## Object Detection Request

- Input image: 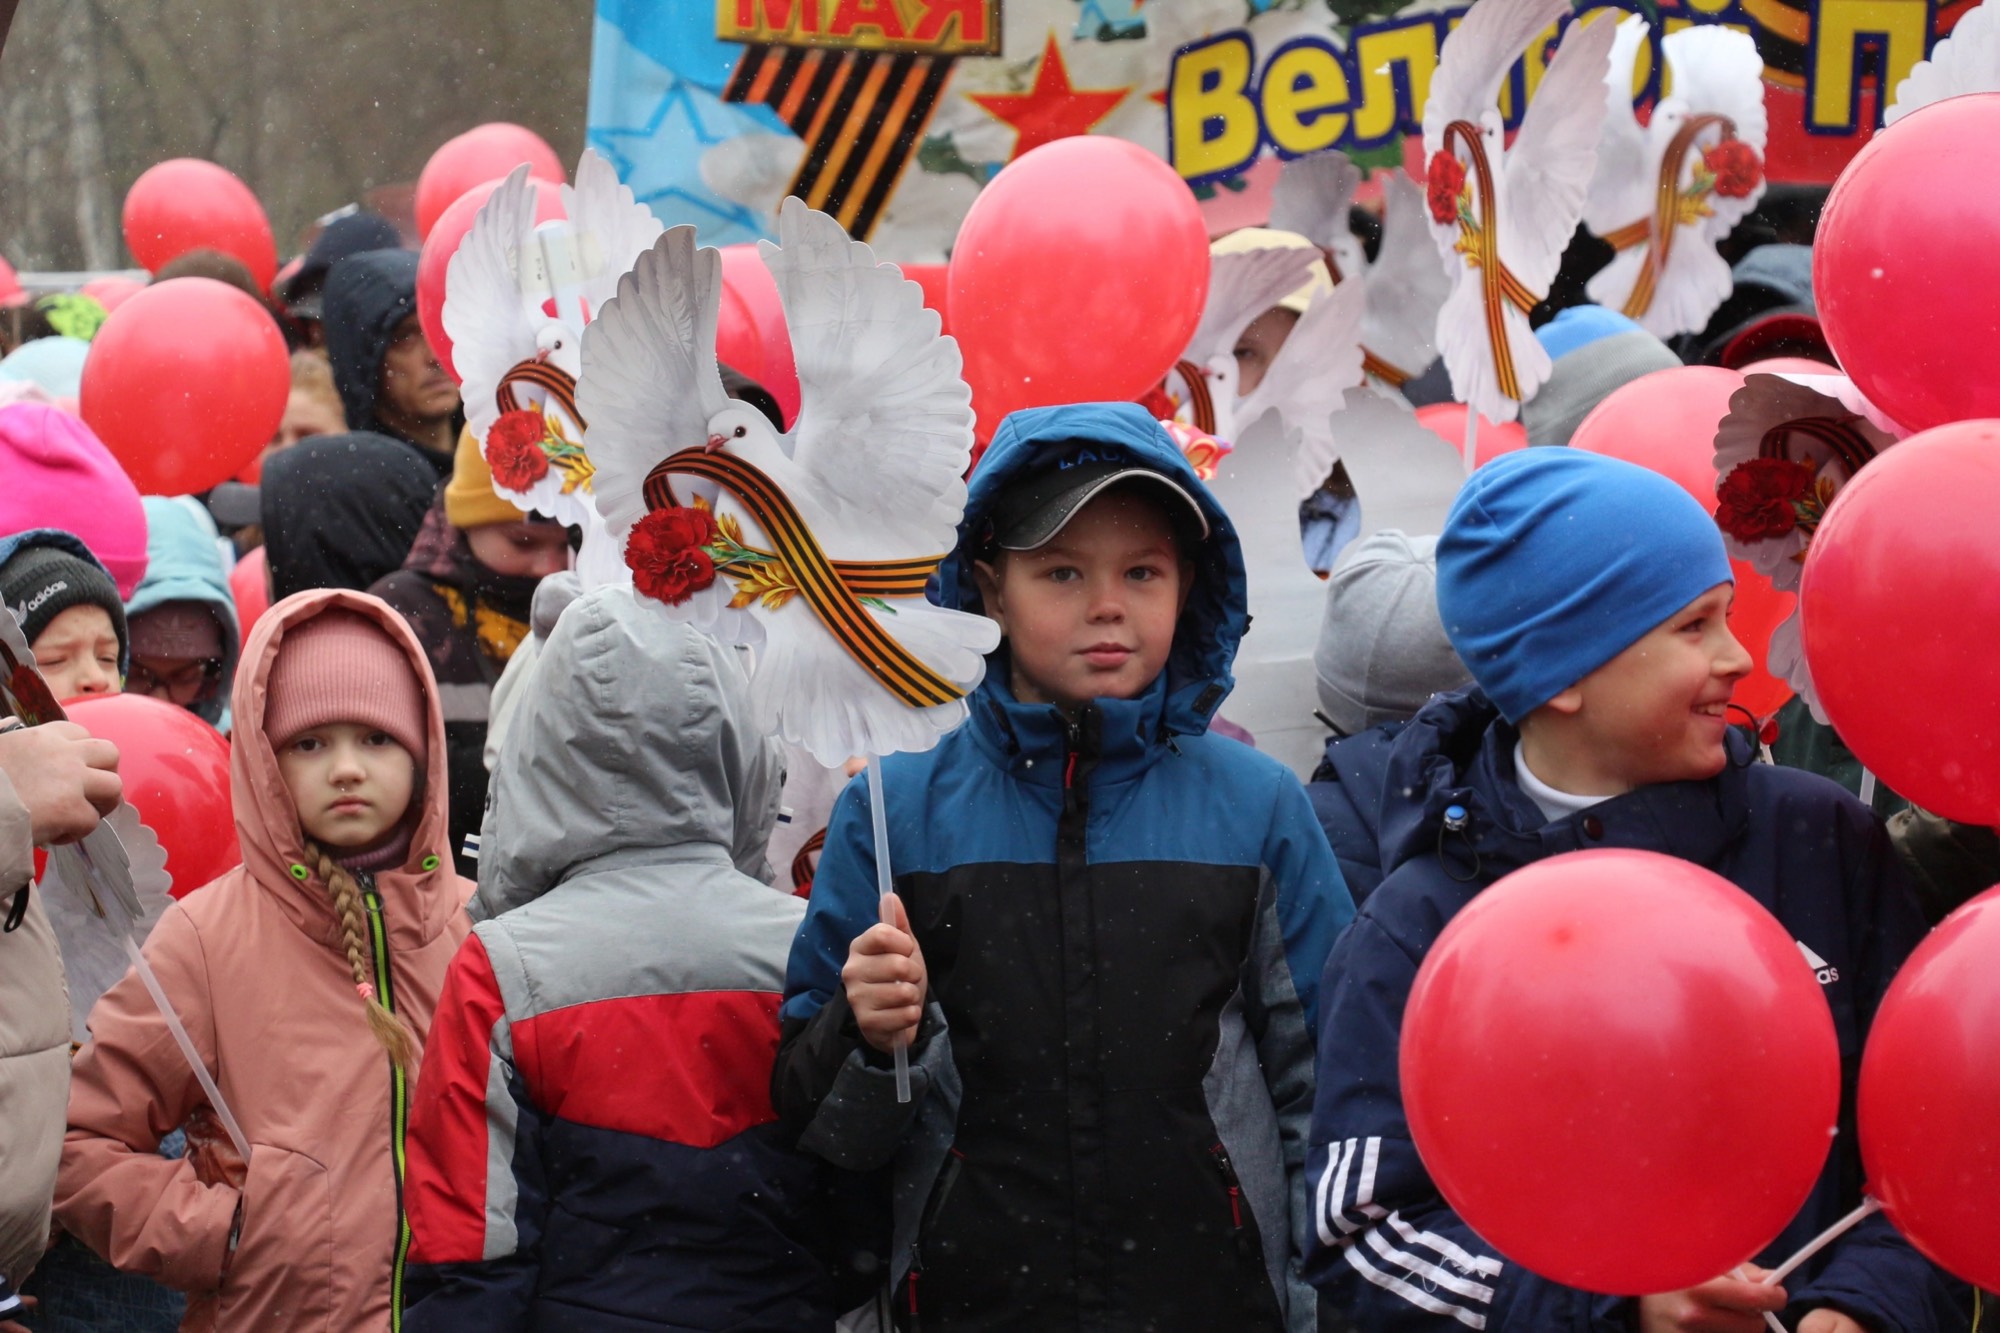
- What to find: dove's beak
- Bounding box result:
[705,433,728,453]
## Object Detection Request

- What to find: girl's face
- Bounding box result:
[276,722,416,850]
[33,604,121,701]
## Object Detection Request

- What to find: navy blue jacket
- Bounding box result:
[775,403,1354,1331]
[1306,721,1407,907]
[1304,688,1966,1332]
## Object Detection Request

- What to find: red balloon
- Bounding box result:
[230,547,271,648]
[897,262,952,336]
[414,123,565,241]
[1570,366,1795,717]
[1815,95,2000,433]
[1415,402,1526,467]
[718,245,799,428]
[79,276,144,313]
[1859,885,2000,1290]
[122,159,278,291]
[948,138,1209,437]
[1403,849,1841,1295]
[64,693,239,898]
[80,278,290,496]
[416,177,566,383]
[1800,420,2000,822]
[0,254,21,305]
[715,280,763,385]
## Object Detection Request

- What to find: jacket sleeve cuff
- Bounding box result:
[799,1001,951,1172]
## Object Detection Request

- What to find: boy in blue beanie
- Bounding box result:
[774,402,1354,1331]
[1304,449,1962,1333]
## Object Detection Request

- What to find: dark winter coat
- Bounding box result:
[260,433,437,603]
[775,403,1354,1332]
[1305,687,1967,1333]
[1306,721,1408,908]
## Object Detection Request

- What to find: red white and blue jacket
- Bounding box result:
[401,585,837,1331]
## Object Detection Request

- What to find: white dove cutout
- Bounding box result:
[1164,240,1321,442]
[1584,19,1768,338]
[577,197,998,767]
[1269,153,1448,398]
[444,149,664,583]
[1423,0,1618,426]
[1887,0,2000,123]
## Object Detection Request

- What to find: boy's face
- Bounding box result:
[973,487,1194,713]
[33,604,121,702]
[1542,583,1753,791]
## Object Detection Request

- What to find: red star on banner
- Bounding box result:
[970,33,1133,161]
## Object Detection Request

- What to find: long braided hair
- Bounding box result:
[305,839,417,1070]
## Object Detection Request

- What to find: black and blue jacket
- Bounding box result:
[1305,687,1967,1332]
[775,403,1355,1331]
[1307,721,1409,908]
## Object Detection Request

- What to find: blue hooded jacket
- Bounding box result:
[1305,687,1968,1332]
[124,498,239,731]
[774,403,1353,1331]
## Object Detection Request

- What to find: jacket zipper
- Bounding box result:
[361,879,410,1332]
[907,1147,965,1328]
[1210,1144,1256,1260]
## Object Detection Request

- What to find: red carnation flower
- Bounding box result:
[625,506,720,605]
[1715,457,1814,543]
[486,410,551,491]
[1426,151,1467,226]
[1704,140,1763,200]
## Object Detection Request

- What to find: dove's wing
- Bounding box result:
[1236,275,1366,496]
[1268,151,1362,254]
[1500,11,1619,299]
[444,165,543,441]
[1363,172,1451,380]
[1889,0,2000,123]
[564,147,667,317]
[1188,247,1321,366]
[1583,16,1657,235]
[762,198,974,553]
[1664,23,1770,155]
[1424,0,1574,143]
[576,227,733,543]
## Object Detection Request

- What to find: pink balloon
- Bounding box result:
[414,124,565,241]
[230,546,271,648]
[80,276,145,313]
[1416,402,1526,467]
[417,177,566,384]
[1739,356,1841,377]
[122,159,278,291]
[715,280,763,385]
[718,245,799,428]
[0,254,21,306]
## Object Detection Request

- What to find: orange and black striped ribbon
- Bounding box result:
[642,449,960,708]
[791,827,827,895]
[1445,121,1543,405]
[1760,417,1879,475]
[496,359,586,427]
[722,44,954,241]
[1361,349,1414,387]
[1620,114,1735,320]
[1173,359,1218,434]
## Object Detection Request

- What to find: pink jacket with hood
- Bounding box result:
[55,588,473,1330]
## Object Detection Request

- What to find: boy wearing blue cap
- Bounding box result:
[1303,449,1961,1333]
[774,403,1353,1331]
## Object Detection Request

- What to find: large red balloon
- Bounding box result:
[714,280,763,386]
[1570,366,1796,718]
[416,176,566,383]
[64,693,239,899]
[229,547,270,648]
[1815,95,2000,433]
[1800,420,2000,822]
[897,262,952,336]
[1859,885,2000,1290]
[1416,402,1525,467]
[718,244,799,428]
[122,159,278,291]
[948,137,1209,439]
[414,123,565,241]
[80,278,290,496]
[1403,849,1841,1295]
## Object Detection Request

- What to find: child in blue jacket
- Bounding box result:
[1305,449,1964,1333]
[775,403,1354,1331]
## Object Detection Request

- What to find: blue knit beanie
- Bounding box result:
[1436,449,1733,722]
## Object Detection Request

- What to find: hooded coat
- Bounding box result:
[55,588,474,1332]
[774,403,1354,1331]
[321,249,455,465]
[402,584,834,1330]
[261,433,437,603]
[1304,688,1967,1332]
[125,497,240,730]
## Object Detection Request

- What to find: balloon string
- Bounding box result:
[122,934,252,1165]
[867,755,911,1105]
[1461,403,1478,473]
[1730,1268,1785,1333]
[1759,1196,1882,1290]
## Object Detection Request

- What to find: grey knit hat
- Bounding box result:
[1520,306,1682,447]
[1314,531,1471,736]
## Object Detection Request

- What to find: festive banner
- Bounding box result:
[587,0,1973,254]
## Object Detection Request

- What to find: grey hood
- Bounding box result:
[471,584,785,921]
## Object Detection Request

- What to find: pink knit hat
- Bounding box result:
[263,609,429,763]
[0,403,147,598]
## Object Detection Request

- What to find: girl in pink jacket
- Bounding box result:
[55,589,473,1330]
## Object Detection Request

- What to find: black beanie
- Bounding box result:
[1,541,129,671]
